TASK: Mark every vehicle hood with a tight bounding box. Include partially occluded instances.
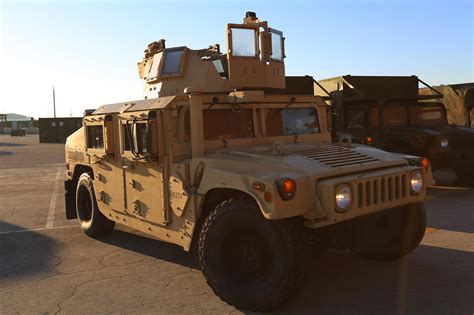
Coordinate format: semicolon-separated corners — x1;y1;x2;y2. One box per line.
388;125;474;137
201;142;407;180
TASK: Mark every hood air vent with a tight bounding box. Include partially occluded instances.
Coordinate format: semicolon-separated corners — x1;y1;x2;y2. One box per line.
291;145;379;168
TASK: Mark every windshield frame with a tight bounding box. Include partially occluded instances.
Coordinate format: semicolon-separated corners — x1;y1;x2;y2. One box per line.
181;102;330;152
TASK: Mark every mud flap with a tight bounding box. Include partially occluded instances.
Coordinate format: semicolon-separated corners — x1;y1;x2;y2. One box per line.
64;180;77;219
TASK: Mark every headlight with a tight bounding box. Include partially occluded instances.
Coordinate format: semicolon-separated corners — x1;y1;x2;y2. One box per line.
440;138;449;149
410;170;424;195
335;184;352;212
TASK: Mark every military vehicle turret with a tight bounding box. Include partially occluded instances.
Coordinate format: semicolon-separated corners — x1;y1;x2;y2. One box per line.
65;13;427;311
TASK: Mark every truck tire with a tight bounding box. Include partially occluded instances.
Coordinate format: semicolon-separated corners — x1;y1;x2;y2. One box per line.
198;197;310;312
76;173;115;237
357;203;426;261
455;169;474;185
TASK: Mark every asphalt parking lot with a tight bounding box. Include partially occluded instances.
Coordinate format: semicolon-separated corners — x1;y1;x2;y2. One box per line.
0;135;473;314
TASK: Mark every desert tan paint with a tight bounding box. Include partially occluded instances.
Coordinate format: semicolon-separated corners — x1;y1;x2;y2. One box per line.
65;15;426;251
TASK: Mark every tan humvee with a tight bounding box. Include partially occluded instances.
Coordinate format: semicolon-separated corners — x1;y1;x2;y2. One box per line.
64;12;427;311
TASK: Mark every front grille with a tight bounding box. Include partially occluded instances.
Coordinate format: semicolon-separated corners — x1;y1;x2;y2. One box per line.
356;173;408;209
291;145;378;168
449;136;474;152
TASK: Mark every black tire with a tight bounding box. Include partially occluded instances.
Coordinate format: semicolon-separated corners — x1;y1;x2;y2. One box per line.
455;169;474;185
357;203;426;261
76;173;115;237
198;197;310;312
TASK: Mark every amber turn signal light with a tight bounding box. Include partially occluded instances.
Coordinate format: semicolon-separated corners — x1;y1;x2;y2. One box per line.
276;178;296;201
264;191;272;202
421;157;429;171
282;179;296;193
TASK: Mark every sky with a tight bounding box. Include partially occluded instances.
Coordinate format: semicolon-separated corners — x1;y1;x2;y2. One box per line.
0;0;473;118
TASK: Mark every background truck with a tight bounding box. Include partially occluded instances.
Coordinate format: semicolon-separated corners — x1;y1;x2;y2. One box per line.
315;75;474;183
420;82;474;127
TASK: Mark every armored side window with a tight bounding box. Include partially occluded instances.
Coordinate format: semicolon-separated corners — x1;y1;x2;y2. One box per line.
265;108;320;136
122;123;133;151
161;48;184;75
122;121;153;155
269;29;283;61
87;126;104;149
135;123;152;154
230;28;257;57
212;59;225;74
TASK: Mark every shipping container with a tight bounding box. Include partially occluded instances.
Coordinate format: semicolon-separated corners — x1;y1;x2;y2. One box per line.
39;117;83;143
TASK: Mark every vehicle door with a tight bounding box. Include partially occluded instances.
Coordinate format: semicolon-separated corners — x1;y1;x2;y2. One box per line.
119;111;168;225
83;114;125;214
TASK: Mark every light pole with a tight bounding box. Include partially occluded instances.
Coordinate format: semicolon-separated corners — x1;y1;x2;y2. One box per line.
53;87;56;118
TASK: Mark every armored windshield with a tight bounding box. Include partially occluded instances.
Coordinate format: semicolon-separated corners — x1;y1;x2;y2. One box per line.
266;108;320;136
270;29;283;61
382;106;408;127
186;109;254;141
231;28;257;57
408;105;447;126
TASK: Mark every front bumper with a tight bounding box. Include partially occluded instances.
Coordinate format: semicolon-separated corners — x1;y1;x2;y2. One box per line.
305;166;425;228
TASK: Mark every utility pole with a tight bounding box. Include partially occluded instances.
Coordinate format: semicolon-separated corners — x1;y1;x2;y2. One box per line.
53;87;56;118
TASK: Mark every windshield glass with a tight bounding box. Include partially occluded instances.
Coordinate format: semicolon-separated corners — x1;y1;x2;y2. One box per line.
266;108;320;136
383;106;407;127
408;105;447;126
186;109;254;141
231;28;257;57
270;30;283;61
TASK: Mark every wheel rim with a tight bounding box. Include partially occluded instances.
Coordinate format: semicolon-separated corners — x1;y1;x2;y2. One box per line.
221;228;273;284
77;185;93;222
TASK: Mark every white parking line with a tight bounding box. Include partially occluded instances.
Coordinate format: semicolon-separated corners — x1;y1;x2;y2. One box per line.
45;168;62;228
0;224;79;235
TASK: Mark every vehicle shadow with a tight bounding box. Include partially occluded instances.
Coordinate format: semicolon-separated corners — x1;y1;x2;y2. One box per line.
0;151;13;156
278;245;474;314
97;228;200;270
0;142;26;147
0;221;58;282
425;185;474;234
97;228;473;314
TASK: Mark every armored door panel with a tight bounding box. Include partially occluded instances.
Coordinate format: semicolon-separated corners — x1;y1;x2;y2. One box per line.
124;161;167;225
87;115;127;215
119;111;167;225
94;161;126;214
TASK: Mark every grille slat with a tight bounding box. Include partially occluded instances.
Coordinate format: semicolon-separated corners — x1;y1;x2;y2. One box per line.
449;136;474;152
291;145;378;168
356;173;409;210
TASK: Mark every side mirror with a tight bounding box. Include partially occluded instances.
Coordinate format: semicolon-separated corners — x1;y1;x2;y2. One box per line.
331;112;338;142
131;122;139;155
